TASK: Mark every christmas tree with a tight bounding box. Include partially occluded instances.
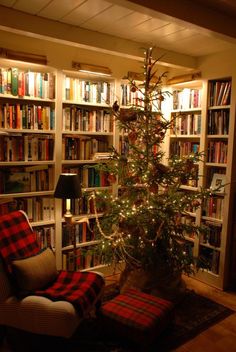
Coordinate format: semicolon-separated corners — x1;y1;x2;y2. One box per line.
92;47;210;288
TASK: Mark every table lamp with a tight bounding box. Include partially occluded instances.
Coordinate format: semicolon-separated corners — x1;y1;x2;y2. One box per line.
54;173;82;270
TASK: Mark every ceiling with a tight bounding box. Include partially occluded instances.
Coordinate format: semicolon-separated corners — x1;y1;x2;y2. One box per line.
0;0;236;61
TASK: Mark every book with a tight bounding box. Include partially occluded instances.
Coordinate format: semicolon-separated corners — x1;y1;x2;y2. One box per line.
11;68;18;96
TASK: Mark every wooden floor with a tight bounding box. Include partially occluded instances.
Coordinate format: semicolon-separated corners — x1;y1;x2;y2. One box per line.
173;276;236;352
1;276;236;352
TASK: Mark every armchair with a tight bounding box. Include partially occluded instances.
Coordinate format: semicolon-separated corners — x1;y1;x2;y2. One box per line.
0;210;105;341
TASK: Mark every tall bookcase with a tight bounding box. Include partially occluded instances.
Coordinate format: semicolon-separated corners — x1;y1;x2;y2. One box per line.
0;60;56;251
55;70;116;273
0;57;235;288
166;77;236;289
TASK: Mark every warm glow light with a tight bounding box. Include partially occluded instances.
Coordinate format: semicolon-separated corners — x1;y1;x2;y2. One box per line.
72;61;112;76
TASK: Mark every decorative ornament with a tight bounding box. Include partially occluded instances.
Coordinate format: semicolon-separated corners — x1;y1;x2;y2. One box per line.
149;183;159;193
108;174;117;184
128;131;138;143
130;83;137;93
158;94;165;101
192;199;201;208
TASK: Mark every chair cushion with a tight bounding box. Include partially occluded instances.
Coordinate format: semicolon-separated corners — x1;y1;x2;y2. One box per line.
0;210;40;274
11;248;58;292
101;288;174;345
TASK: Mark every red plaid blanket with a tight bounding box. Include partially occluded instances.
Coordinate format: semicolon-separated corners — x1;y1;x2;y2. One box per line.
0;210;40;273
35;270;104;316
0;211;104;317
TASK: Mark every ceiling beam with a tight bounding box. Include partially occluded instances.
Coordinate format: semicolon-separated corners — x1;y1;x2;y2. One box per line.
108;0;236;43
0;5;196;70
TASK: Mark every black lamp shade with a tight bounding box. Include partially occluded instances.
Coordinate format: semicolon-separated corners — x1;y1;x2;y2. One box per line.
54;173;82;199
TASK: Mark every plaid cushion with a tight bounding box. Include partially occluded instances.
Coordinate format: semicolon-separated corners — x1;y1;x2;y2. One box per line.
35;270;105;317
101;288;174;344
0;210;40;273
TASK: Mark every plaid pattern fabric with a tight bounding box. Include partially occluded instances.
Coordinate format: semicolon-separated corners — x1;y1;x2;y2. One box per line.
0;211;104;317
101;288;174;344
0;210;40;273
35;270;105;317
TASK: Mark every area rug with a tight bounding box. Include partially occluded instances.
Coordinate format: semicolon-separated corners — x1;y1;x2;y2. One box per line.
68;288;234;352
5;289;234;352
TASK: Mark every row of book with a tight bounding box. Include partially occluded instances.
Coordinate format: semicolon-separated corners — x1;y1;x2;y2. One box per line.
0;196;54;221
199;247;220;274
62;221;96;247
35;226;55;250
202;196;224;220
207;109;229;135
0;165;54;194
63;107;113;133
170;141;200;157
0;134;54;162
0;67;55;99
62;247;104;271
209;80;231;107
172;88;202;110
207;141;228;164
121;83;145;107
64;77;112;105
171;113;201;135
62;166;110;188
62;136;109;161
200;221;221;248
0;103;55;130
62;195;104;216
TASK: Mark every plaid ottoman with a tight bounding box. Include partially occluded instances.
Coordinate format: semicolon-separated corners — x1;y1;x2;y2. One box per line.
101;288;174;345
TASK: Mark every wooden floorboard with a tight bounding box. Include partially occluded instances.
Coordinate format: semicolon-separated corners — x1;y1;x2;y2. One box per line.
173;276;236;352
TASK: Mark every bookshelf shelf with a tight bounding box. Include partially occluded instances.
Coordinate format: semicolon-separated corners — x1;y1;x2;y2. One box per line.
170;134;200;139
0;190;54;198
0;93;56;103
207;135;228;139
200;242;221;251
171;107;202;113
62;131;113;136
63;99;111;108
62;239;101;252
208;105;230;110
31;219;55;227
0;160;55;166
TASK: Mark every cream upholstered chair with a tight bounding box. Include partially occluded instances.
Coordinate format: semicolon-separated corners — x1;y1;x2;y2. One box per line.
0;210;105;341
